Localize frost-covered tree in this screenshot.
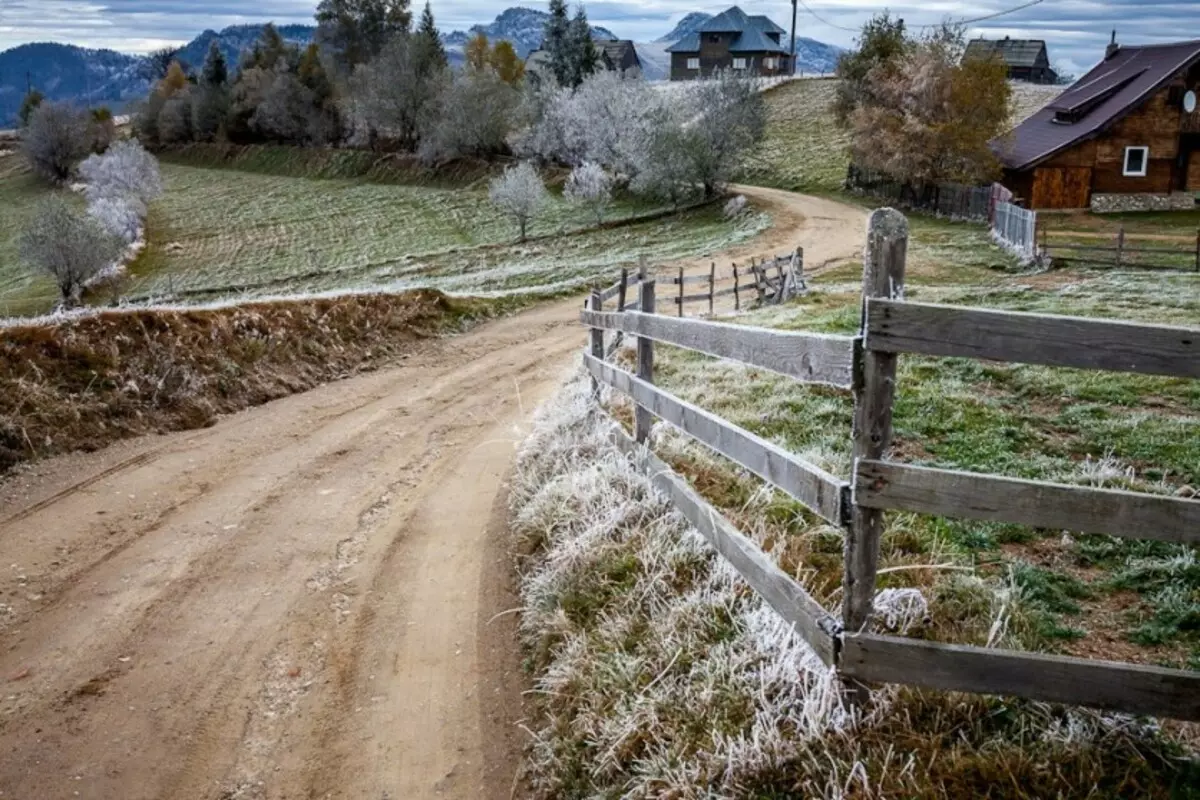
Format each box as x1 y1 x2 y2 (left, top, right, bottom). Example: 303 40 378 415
419 70 519 164
20 197 124 308
352 35 444 150
564 161 611 224
157 91 194 145
681 70 766 197
21 102 92 182
79 139 164 207
88 197 144 244
489 162 548 242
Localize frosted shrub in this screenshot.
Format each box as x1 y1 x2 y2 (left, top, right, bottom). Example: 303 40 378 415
723 194 748 219
20 196 124 308
488 162 548 242
563 161 612 225
79 139 164 207
88 196 144 244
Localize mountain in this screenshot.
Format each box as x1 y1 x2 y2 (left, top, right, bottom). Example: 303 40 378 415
655 12 712 43
443 7 617 59
791 37 843 74
175 24 315 74
0 43 145 127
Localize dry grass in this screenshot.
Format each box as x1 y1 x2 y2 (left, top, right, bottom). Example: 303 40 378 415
0 289 504 473
511 377 1200 798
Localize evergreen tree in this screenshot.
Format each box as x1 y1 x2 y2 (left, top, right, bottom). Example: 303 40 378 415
201 40 228 87
18 89 44 127
567 8 599 88
243 23 295 71
415 1 447 70
316 0 412 73
543 0 572 87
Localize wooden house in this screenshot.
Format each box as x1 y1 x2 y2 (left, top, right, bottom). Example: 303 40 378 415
598 40 642 79
999 37 1200 211
667 6 791 80
965 38 1057 84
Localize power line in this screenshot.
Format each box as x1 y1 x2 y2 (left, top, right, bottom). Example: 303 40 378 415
792 0 1045 35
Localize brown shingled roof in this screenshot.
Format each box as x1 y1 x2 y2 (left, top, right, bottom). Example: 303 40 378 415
997 39 1200 171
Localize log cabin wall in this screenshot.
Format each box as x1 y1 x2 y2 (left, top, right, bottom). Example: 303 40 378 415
1092 88 1181 194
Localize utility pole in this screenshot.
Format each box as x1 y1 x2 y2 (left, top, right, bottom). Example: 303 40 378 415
790 0 798 75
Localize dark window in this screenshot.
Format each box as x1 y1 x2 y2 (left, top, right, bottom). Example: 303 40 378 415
709 35 720 43
1124 146 1148 176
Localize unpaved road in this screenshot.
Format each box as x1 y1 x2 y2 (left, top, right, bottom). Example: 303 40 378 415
0 188 864 800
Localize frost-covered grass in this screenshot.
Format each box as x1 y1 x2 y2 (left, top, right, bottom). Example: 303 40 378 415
739 78 849 194
512 376 1200 798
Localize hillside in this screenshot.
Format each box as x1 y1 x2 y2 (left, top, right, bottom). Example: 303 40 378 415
443 6 617 58
0 43 144 127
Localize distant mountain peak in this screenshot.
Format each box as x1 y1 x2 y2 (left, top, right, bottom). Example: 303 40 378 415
655 12 712 43
443 6 617 58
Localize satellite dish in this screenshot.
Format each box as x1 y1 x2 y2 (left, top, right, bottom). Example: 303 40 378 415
1185 90 1197 113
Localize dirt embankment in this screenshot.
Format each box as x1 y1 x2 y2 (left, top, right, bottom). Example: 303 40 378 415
0 291 494 472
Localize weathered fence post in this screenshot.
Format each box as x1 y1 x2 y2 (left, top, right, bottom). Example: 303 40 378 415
752 257 766 304
1116 226 1125 268
1194 229 1199 272
589 289 604 399
634 278 656 444
774 256 786 303
708 262 716 315
733 264 741 311
843 208 908 701
617 266 629 312
677 266 685 317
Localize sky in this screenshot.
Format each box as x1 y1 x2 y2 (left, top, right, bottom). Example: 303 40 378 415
1 0 1198 78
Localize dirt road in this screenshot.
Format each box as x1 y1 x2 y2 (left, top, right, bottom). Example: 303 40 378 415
0 189 865 800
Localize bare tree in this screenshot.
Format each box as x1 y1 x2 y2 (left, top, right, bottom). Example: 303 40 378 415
157 91 195 145
253 71 320 143
351 35 443 150
681 71 765 198
563 161 612 225
20 197 125 308
418 70 518 164
488 162 548 242
21 102 92 182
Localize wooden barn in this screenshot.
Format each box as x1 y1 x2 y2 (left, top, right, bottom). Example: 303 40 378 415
999 37 1200 211
965 37 1057 84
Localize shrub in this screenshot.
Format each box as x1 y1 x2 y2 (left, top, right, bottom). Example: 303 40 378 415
88 196 144 244
19 196 125 307
20 102 92 182
488 162 548 242
563 161 612 225
79 139 164 207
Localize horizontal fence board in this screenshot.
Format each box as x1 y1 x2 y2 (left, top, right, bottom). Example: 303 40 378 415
674 292 715 304
1048 243 1191 256
856 461 1200 544
866 299 1199 378
664 274 715 286
579 309 856 387
712 285 740 298
599 274 639 302
611 427 839 664
841 633 1200 721
584 354 847 525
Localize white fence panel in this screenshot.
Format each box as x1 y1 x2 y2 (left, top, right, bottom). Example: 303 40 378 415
991 201 1037 263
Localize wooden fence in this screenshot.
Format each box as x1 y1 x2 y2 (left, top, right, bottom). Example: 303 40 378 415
1042 226 1200 271
992 201 1037 262
846 165 996 223
579 208 1200 721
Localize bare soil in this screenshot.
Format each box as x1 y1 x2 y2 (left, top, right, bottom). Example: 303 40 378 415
0 188 866 799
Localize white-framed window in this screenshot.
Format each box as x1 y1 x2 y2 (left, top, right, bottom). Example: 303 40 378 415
732 57 747 70
764 57 777 69
687 57 700 70
1123 146 1149 177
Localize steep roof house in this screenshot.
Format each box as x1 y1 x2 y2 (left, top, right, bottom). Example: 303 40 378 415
965 37 1057 84
599 40 642 78
998 36 1200 211
667 6 791 80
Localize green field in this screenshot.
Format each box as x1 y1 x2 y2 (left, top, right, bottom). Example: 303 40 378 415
0 155 770 315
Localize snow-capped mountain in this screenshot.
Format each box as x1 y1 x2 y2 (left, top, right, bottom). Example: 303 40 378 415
0 43 146 127
175 24 316 74
443 7 617 59
654 13 713 44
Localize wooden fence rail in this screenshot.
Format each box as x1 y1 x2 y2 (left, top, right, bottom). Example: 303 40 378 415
577 208 1200 722
1041 225 1200 271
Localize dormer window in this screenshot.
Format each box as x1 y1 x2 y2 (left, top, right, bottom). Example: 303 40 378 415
1123 146 1148 176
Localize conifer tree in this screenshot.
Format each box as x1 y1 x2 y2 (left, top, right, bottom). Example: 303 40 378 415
543 0 572 87
201 40 228 87
415 1 447 70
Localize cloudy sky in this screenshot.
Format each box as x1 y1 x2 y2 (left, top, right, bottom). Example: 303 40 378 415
1 0 1197 77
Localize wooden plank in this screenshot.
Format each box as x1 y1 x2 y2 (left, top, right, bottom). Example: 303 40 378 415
841 633 1200 721
711 285 740 298
584 354 847 525
578 309 856 388
845 209 908 640
866 299 1199 379
588 290 604 398
635 279 655 443
673 292 714 304
599 273 638 302
664 273 714 286
855 461 1200 544
611 428 839 665
677 267 684 318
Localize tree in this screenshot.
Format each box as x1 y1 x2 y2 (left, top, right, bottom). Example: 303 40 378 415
201 40 229 87
141 47 186 82
352 35 444 150
79 139 164 207
19 196 124 308
564 161 611 224
21 102 92 182
159 60 190 97
490 40 525 85
242 23 296 72
848 25 1011 186
489 162 548 242
680 71 766 198
415 1 448 70
298 43 341 143
543 0 572 87
89 107 116 153
833 13 907 126
18 89 43 127
157 91 194 144
567 8 599 88
316 0 412 74
419 70 519 163
465 32 491 72
88 197 144 244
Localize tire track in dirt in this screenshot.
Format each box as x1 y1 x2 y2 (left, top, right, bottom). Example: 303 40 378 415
0 187 865 800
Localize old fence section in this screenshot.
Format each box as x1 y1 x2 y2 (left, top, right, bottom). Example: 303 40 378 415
579 208 1200 722
1042 225 1200 271
991 201 1037 261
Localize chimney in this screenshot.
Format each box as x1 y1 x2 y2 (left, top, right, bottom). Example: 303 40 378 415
1106 30 1119 60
